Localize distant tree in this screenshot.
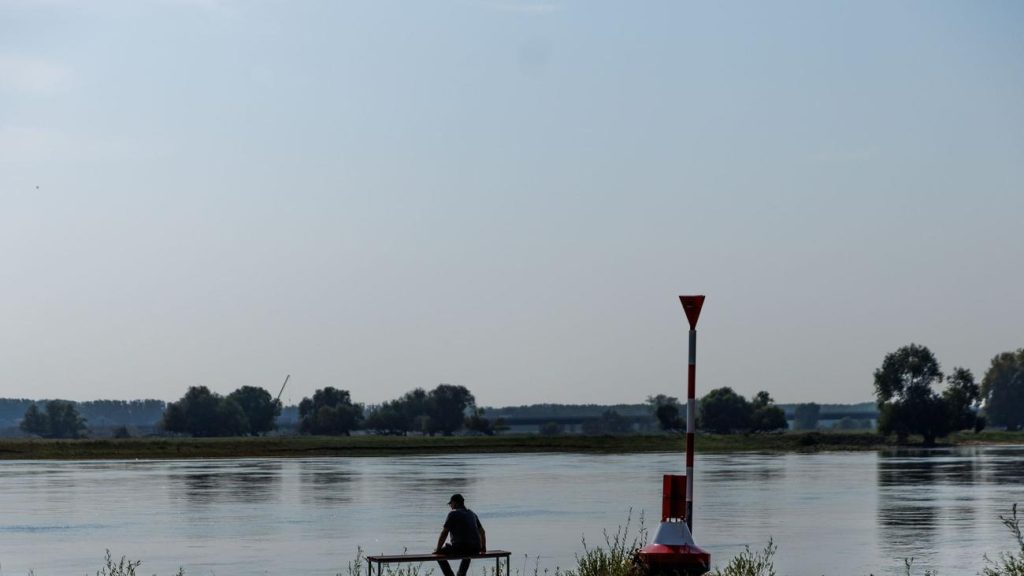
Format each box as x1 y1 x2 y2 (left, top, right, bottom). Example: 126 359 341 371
425 384 475 436
47 400 88 438
981 348 1024 431
363 388 435 435
161 402 186 434
464 407 500 436
749 391 788 432
943 367 982 432
227 386 281 436
20 401 87 438
581 410 632 435
74 399 167 428
539 421 564 436
648 395 683 431
112 425 132 439
162 386 248 437
19 404 49 436
215 397 249 437
398 388 429 425
298 387 364 436
699 387 752 434
874 344 950 445
655 404 683 431
363 402 410 435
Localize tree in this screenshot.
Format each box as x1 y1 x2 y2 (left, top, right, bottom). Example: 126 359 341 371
298 387 364 435
464 408 500 436
648 395 683 431
874 344 949 445
655 404 683 431
363 388 434 435
400 388 435 434
943 367 982 432
214 397 249 437
162 386 248 437
793 403 820 431
750 391 788 432
581 410 632 435
425 384 475 436
363 402 410 435
47 400 88 438
227 386 281 436
981 348 1024 431
19 404 48 436
699 387 752 434
19 401 87 438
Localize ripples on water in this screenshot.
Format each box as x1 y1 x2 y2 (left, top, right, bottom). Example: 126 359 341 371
0 446 1022 576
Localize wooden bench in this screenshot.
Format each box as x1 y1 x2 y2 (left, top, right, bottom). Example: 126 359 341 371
365 551 511 576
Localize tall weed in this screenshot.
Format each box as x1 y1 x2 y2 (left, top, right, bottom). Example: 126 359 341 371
92 550 184 576
983 504 1024 576
344 547 435 576
563 511 646 576
897 557 935 576
707 539 776 576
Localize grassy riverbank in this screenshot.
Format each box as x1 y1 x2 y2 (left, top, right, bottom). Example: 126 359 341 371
65 503 1024 576
1 430 1021 460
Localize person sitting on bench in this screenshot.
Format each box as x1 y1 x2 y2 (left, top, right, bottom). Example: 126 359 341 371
434 493 486 576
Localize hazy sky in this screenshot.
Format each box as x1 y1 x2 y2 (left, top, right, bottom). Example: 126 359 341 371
2 0 1022 408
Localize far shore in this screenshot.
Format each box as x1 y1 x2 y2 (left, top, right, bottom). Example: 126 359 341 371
0 430 1021 460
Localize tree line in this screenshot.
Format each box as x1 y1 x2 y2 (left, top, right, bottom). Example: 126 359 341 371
14 383 501 439
1 399 165 428
157 383 500 438
641 344 1024 440
13 344 1023 440
646 389 788 434
872 344 1024 444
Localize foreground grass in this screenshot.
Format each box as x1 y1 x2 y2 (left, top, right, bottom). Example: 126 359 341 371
1 430 1021 460
51 504 1024 576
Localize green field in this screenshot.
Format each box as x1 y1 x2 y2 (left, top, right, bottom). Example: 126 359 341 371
1 430 1020 460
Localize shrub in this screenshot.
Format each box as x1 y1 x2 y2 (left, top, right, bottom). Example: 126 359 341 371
564 512 646 576
95 550 184 576
708 539 776 576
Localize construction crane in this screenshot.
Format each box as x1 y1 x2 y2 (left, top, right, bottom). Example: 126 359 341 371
275 374 290 403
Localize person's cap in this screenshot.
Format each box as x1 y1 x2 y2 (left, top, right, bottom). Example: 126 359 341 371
448 493 465 505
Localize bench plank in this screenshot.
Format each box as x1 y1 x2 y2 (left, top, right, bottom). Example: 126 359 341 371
366 550 511 576
367 551 511 563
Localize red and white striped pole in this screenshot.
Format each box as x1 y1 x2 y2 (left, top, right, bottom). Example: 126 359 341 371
679 295 704 533
633 295 711 574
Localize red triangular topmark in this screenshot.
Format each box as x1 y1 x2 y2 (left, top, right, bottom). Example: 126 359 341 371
679 295 705 329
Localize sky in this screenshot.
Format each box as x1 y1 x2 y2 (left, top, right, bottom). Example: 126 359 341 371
1 0 1022 408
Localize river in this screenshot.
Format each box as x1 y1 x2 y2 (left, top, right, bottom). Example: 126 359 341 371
1 446 1022 575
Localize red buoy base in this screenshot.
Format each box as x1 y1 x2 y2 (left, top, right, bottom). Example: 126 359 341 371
634 521 710 576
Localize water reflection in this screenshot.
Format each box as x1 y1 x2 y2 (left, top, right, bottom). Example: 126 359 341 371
876 449 984 561
702 454 787 483
985 447 1024 485
299 461 356 504
386 458 477 507
878 451 940 554
171 461 282 505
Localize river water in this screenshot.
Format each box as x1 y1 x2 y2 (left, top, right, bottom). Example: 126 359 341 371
1 446 1022 576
